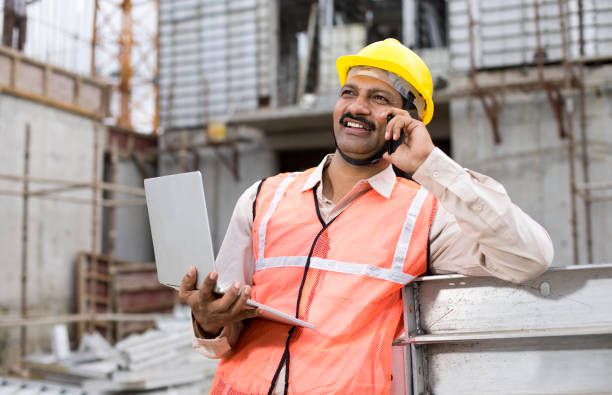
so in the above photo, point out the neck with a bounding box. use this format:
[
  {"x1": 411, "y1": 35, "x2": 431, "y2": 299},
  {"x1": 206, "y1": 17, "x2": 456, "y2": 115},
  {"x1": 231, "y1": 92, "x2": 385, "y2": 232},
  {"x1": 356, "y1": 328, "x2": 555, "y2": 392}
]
[{"x1": 322, "y1": 151, "x2": 387, "y2": 203}]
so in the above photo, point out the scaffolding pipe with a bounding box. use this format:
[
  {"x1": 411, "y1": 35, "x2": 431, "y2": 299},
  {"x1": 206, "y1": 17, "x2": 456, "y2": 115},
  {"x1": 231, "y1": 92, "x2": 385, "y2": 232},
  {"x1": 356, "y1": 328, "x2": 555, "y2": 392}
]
[
  {"x1": 119, "y1": 0, "x2": 134, "y2": 129},
  {"x1": 557, "y1": 0, "x2": 580, "y2": 264},
  {"x1": 534, "y1": 0, "x2": 569, "y2": 139},
  {"x1": 467, "y1": 0, "x2": 502, "y2": 144},
  {"x1": 107, "y1": 143, "x2": 120, "y2": 256},
  {"x1": 576, "y1": 181, "x2": 612, "y2": 191},
  {"x1": 20, "y1": 124, "x2": 31, "y2": 360},
  {"x1": 0, "y1": 313, "x2": 176, "y2": 328},
  {"x1": 0, "y1": 190, "x2": 145, "y2": 207},
  {"x1": 89, "y1": 124, "x2": 102, "y2": 333},
  {"x1": 577, "y1": 0, "x2": 594, "y2": 263},
  {"x1": 0, "y1": 174, "x2": 145, "y2": 196},
  {"x1": 91, "y1": 0, "x2": 99, "y2": 76},
  {"x1": 153, "y1": 0, "x2": 161, "y2": 133}
]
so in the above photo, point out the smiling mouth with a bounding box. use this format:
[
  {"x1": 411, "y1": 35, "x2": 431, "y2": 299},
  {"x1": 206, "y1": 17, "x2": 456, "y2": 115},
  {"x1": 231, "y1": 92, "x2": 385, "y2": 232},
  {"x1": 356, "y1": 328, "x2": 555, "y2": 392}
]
[
  {"x1": 346, "y1": 120, "x2": 366, "y2": 129},
  {"x1": 342, "y1": 118, "x2": 373, "y2": 131}
]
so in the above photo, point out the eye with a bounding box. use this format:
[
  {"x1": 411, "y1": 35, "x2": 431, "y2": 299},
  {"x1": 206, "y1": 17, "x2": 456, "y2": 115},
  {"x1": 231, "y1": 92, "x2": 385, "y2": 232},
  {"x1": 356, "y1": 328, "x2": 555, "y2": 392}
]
[
  {"x1": 373, "y1": 94, "x2": 389, "y2": 104},
  {"x1": 340, "y1": 88, "x2": 356, "y2": 97}
]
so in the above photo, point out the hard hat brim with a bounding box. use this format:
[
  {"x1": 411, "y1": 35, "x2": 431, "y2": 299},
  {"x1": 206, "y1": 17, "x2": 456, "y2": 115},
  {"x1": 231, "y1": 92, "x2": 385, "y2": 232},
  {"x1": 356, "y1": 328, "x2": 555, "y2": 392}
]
[{"x1": 336, "y1": 54, "x2": 434, "y2": 125}]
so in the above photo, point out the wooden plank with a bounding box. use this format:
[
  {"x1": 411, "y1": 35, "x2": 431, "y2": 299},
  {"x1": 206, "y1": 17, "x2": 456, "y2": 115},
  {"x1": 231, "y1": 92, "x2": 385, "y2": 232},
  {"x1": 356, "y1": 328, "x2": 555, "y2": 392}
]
[
  {"x1": 0, "y1": 49, "x2": 110, "y2": 119},
  {"x1": 77, "y1": 81, "x2": 103, "y2": 114},
  {"x1": 48, "y1": 71, "x2": 76, "y2": 104},
  {"x1": 0, "y1": 54, "x2": 13, "y2": 85},
  {"x1": 15, "y1": 61, "x2": 44, "y2": 95}
]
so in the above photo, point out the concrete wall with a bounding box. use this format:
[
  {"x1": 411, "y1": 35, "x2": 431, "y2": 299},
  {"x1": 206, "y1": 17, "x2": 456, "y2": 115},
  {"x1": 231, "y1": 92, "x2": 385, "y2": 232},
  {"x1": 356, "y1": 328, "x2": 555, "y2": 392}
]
[
  {"x1": 0, "y1": 94, "x2": 102, "y2": 363},
  {"x1": 584, "y1": 82, "x2": 612, "y2": 264},
  {"x1": 113, "y1": 159, "x2": 154, "y2": 263},
  {"x1": 449, "y1": 68, "x2": 612, "y2": 266}
]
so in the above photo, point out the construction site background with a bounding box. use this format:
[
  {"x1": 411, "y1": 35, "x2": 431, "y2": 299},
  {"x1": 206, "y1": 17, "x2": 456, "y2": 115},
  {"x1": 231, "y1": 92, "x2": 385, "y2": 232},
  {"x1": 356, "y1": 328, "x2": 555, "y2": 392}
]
[{"x1": 0, "y1": 0, "x2": 611, "y2": 393}]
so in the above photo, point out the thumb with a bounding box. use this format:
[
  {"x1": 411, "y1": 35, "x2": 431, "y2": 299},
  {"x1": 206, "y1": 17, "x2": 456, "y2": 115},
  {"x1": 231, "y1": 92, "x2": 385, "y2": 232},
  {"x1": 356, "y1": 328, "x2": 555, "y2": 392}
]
[
  {"x1": 382, "y1": 151, "x2": 395, "y2": 165},
  {"x1": 178, "y1": 266, "x2": 197, "y2": 301}
]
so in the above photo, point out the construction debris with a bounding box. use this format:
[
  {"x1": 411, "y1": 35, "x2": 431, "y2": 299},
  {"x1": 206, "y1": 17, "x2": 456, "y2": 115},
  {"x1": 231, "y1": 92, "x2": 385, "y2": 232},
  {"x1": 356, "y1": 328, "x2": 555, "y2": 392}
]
[
  {"x1": 0, "y1": 376, "x2": 85, "y2": 395},
  {"x1": 21, "y1": 315, "x2": 217, "y2": 394}
]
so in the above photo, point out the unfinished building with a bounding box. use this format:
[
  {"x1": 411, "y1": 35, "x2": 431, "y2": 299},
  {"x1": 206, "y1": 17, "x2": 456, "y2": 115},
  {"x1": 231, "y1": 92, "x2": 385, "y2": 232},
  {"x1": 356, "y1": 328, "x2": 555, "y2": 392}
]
[
  {"x1": 0, "y1": 0, "x2": 611, "y2": 393},
  {"x1": 159, "y1": 0, "x2": 612, "y2": 267},
  {"x1": 0, "y1": 46, "x2": 160, "y2": 361}
]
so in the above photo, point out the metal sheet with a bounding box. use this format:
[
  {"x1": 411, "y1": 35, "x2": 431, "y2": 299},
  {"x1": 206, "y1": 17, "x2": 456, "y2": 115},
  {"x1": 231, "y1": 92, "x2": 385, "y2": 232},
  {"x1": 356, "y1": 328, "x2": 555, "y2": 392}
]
[
  {"x1": 400, "y1": 264, "x2": 612, "y2": 394},
  {"x1": 427, "y1": 336, "x2": 612, "y2": 394},
  {"x1": 417, "y1": 264, "x2": 612, "y2": 334}
]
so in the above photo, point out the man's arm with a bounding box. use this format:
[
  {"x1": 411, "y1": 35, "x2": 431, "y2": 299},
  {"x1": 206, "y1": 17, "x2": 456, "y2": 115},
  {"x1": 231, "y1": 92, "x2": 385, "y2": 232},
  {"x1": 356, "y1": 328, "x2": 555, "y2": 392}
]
[
  {"x1": 383, "y1": 108, "x2": 553, "y2": 283},
  {"x1": 413, "y1": 148, "x2": 553, "y2": 283},
  {"x1": 184, "y1": 181, "x2": 260, "y2": 358}
]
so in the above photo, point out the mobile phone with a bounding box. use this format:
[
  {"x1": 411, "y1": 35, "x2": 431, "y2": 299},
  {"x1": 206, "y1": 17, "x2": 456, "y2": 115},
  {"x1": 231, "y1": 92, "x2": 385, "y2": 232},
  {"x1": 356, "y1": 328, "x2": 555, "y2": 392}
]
[{"x1": 386, "y1": 114, "x2": 405, "y2": 155}]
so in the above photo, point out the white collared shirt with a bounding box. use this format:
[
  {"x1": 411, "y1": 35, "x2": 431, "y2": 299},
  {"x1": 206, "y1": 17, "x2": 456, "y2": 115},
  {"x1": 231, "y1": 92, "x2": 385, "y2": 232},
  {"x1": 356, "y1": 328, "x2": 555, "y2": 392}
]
[{"x1": 194, "y1": 147, "x2": 554, "y2": 359}]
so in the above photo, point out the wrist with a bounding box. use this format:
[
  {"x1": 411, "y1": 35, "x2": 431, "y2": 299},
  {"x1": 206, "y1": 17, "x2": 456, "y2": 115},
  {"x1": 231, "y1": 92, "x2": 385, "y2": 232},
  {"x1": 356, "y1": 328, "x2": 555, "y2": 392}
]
[
  {"x1": 413, "y1": 147, "x2": 434, "y2": 172},
  {"x1": 192, "y1": 313, "x2": 222, "y2": 338},
  {"x1": 202, "y1": 323, "x2": 223, "y2": 337},
  {"x1": 396, "y1": 145, "x2": 434, "y2": 174}
]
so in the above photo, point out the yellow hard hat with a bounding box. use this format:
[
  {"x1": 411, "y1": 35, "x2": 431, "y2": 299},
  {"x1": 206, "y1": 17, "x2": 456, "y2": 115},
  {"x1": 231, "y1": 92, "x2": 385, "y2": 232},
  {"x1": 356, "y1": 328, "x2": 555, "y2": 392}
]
[{"x1": 336, "y1": 38, "x2": 435, "y2": 125}]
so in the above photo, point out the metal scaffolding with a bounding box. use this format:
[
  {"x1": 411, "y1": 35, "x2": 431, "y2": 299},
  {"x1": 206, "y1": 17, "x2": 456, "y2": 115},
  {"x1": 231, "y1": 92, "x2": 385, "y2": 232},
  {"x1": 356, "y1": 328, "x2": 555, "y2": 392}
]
[
  {"x1": 0, "y1": 121, "x2": 151, "y2": 358},
  {"x1": 463, "y1": 0, "x2": 611, "y2": 264},
  {"x1": 91, "y1": 0, "x2": 161, "y2": 133}
]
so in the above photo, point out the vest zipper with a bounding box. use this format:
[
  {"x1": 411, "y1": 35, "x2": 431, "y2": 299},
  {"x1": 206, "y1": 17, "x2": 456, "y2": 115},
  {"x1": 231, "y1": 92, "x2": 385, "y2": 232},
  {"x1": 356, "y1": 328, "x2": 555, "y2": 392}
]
[{"x1": 267, "y1": 185, "x2": 336, "y2": 395}]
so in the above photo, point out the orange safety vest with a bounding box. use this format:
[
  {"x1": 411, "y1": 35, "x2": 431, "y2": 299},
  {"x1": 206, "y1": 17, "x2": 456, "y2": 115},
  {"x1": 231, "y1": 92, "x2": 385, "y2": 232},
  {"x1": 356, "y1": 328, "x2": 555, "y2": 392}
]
[{"x1": 211, "y1": 169, "x2": 437, "y2": 395}]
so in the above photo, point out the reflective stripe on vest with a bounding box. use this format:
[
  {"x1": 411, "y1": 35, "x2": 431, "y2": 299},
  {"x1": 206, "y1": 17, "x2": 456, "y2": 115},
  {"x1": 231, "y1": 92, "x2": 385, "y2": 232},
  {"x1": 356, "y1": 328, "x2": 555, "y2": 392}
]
[
  {"x1": 258, "y1": 172, "x2": 300, "y2": 261},
  {"x1": 256, "y1": 255, "x2": 415, "y2": 285},
  {"x1": 258, "y1": 182, "x2": 429, "y2": 285},
  {"x1": 391, "y1": 187, "x2": 430, "y2": 272},
  {"x1": 213, "y1": 170, "x2": 437, "y2": 395}
]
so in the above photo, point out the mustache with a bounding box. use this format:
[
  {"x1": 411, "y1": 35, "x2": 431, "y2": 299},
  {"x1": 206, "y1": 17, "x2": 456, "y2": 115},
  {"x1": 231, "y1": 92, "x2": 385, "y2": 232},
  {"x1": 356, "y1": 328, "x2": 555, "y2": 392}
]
[{"x1": 338, "y1": 113, "x2": 376, "y2": 131}]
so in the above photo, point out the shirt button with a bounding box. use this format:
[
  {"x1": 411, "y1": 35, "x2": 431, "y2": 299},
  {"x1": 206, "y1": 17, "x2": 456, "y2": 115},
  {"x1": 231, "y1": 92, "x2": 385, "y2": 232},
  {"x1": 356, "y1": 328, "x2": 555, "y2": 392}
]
[
  {"x1": 433, "y1": 171, "x2": 440, "y2": 178},
  {"x1": 474, "y1": 204, "x2": 483, "y2": 212}
]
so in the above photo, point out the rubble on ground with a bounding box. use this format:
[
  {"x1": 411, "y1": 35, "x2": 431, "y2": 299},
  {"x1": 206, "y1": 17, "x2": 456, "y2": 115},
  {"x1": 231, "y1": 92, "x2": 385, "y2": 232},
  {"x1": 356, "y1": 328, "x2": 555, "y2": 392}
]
[{"x1": 20, "y1": 315, "x2": 217, "y2": 394}]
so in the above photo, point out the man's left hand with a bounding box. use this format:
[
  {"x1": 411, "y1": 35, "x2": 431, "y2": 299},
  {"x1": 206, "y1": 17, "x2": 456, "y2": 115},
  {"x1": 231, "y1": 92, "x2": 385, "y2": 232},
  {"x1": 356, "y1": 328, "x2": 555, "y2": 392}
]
[{"x1": 382, "y1": 108, "x2": 435, "y2": 174}]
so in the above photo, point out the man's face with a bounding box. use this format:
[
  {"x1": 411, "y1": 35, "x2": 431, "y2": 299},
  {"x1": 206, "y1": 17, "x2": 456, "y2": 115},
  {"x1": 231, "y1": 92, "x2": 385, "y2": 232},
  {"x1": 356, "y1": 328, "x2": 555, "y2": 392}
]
[{"x1": 333, "y1": 72, "x2": 404, "y2": 160}]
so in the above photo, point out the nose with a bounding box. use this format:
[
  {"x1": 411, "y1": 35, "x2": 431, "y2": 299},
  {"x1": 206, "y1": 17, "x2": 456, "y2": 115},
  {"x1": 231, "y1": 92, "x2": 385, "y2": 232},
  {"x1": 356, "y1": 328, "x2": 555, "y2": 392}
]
[{"x1": 346, "y1": 93, "x2": 371, "y2": 116}]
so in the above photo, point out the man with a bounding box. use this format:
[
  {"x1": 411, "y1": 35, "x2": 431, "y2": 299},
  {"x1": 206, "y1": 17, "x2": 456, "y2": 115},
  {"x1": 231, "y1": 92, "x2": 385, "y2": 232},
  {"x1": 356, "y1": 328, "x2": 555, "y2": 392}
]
[
  {"x1": 179, "y1": 38, "x2": 553, "y2": 394},
  {"x1": 2, "y1": 0, "x2": 28, "y2": 51}
]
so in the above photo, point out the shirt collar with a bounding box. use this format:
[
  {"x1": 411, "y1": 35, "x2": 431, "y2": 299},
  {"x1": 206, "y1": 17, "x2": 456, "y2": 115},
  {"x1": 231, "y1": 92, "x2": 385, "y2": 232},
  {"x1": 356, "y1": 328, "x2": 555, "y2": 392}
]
[{"x1": 301, "y1": 154, "x2": 397, "y2": 199}]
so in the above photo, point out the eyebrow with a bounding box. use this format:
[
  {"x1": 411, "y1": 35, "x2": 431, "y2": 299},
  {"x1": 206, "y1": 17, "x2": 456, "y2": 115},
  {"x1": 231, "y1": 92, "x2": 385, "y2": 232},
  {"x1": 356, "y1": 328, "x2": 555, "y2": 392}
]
[
  {"x1": 342, "y1": 83, "x2": 399, "y2": 101},
  {"x1": 342, "y1": 84, "x2": 392, "y2": 94}
]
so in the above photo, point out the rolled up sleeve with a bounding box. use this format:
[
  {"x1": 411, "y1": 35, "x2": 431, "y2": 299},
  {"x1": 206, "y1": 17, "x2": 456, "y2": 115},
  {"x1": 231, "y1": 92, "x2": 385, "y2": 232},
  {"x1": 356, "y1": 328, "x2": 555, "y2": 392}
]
[{"x1": 192, "y1": 321, "x2": 244, "y2": 359}]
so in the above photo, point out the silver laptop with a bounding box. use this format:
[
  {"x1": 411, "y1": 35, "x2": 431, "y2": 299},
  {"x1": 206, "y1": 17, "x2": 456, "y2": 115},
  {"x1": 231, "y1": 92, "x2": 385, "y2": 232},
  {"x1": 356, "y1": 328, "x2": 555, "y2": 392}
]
[{"x1": 144, "y1": 171, "x2": 314, "y2": 329}]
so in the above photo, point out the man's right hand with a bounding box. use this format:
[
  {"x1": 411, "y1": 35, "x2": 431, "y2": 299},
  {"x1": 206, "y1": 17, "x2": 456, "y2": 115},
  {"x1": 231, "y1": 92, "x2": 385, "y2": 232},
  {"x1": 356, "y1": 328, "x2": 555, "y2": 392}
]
[{"x1": 178, "y1": 266, "x2": 260, "y2": 336}]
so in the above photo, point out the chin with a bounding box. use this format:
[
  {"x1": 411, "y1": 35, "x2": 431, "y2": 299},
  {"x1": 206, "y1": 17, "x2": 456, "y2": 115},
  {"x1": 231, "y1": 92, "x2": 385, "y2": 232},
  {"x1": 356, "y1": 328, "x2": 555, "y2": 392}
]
[
  {"x1": 339, "y1": 143, "x2": 383, "y2": 159},
  {"x1": 343, "y1": 136, "x2": 382, "y2": 150}
]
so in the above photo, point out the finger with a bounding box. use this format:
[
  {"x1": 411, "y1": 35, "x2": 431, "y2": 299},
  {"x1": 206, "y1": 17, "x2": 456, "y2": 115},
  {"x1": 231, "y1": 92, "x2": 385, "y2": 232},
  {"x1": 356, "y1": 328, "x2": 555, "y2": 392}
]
[
  {"x1": 404, "y1": 119, "x2": 423, "y2": 135},
  {"x1": 383, "y1": 110, "x2": 398, "y2": 140},
  {"x1": 385, "y1": 117, "x2": 396, "y2": 140},
  {"x1": 236, "y1": 307, "x2": 261, "y2": 321},
  {"x1": 229, "y1": 285, "x2": 252, "y2": 315},
  {"x1": 178, "y1": 266, "x2": 197, "y2": 300},
  {"x1": 393, "y1": 119, "x2": 405, "y2": 141},
  {"x1": 400, "y1": 116, "x2": 423, "y2": 140},
  {"x1": 214, "y1": 281, "x2": 241, "y2": 311},
  {"x1": 198, "y1": 271, "x2": 218, "y2": 302}
]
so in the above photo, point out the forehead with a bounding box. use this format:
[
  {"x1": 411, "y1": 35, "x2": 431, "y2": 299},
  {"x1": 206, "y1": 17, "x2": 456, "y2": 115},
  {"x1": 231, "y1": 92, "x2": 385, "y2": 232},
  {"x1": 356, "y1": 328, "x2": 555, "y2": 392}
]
[{"x1": 344, "y1": 71, "x2": 402, "y2": 100}]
